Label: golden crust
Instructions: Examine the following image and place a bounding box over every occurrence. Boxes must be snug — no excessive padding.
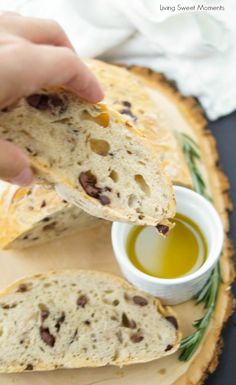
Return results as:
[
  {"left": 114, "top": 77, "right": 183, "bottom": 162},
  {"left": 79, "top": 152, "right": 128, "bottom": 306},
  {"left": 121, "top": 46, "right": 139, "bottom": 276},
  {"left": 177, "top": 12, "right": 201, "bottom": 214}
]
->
[
  {"left": 86, "top": 59, "right": 193, "bottom": 187},
  {"left": 0, "top": 182, "right": 66, "bottom": 249}
]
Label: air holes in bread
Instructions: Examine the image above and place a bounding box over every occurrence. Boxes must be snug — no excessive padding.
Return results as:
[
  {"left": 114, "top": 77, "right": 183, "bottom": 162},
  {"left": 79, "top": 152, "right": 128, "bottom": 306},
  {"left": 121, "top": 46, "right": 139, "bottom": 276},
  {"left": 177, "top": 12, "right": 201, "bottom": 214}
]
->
[
  {"left": 94, "top": 113, "right": 110, "bottom": 128},
  {"left": 109, "top": 170, "right": 119, "bottom": 182},
  {"left": 138, "top": 160, "right": 146, "bottom": 166},
  {"left": 53, "top": 118, "right": 72, "bottom": 124},
  {"left": 134, "top": 175, "right": 150, "bottom": 196},
  {"left": 89, "top": 139, "right": 110, "bottom": 156},
  {"left": 81, "top": 110, "right": 110, "bottom": 128},
  {"left": 128, "top": 194, "right": 138, "bottom": 208}
]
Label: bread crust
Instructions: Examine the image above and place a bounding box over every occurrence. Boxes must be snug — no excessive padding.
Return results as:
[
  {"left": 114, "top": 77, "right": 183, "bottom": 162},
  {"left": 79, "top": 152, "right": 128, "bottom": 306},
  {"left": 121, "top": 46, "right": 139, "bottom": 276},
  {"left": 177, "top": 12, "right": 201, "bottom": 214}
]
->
[{"left": 0, "top": 182, "right": 99, "bottom": 249}]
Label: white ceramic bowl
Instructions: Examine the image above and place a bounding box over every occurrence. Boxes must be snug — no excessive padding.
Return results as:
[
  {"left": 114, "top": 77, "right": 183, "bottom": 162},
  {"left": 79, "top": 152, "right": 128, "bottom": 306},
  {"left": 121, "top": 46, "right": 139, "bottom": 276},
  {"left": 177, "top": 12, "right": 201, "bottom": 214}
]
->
[{"left": 111, "top": 186, "right": 224, "bottom": 305}]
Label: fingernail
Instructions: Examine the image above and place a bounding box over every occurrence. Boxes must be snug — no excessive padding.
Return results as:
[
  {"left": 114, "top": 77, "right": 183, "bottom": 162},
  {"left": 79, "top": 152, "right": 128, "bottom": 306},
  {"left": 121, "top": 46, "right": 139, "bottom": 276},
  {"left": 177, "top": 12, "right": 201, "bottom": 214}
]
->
[{"left": 10, "top": 167, "right": 33, "bottom": 186}]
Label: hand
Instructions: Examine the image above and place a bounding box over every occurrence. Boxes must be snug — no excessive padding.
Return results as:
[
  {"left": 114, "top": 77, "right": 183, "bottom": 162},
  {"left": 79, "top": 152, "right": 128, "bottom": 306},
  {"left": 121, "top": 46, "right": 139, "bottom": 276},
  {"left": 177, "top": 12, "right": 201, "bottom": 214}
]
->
[{"left": 0, "top": 12, "right": 104, "bottom": 186}]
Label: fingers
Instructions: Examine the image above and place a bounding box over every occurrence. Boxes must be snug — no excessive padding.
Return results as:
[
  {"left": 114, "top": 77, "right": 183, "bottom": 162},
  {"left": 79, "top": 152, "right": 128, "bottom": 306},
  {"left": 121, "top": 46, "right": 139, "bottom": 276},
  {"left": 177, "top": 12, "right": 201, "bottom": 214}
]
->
[
  {"left": 0, "top": 140, "right": 33, "bottom": 186},
  {"left": 0, "top": 14, "right": 104, "bottom": 187},
  {"left": 0, "top": 13, "right": 74, "bottom": 50},
  {"left": 29, "top": 44, "right": 104, "bottom": 102},
  {"left": 0, "top": 13, "right": 104, "bottom": 106},
  {"left": 0, "top": 42, "right": 104, "bottom": 108}
]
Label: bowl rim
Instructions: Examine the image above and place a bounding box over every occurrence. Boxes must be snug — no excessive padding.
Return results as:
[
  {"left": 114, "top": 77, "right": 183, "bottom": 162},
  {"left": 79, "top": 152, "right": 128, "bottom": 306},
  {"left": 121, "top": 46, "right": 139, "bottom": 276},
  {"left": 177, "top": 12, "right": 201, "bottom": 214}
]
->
[{"left": 111, "top": 186, "right": 224, "bottom": 286}]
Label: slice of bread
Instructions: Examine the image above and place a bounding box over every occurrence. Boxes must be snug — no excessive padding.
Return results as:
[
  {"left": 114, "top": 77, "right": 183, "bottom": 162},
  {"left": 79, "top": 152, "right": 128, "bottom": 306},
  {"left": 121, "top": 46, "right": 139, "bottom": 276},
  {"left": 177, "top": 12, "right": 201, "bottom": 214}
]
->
[
  {"left": 0, "top": 182, "right": 100, "bottom": 249},
  {"left": 0, "top": 270, "right": 181, "bottom": 372},
  {"left": 0, "top": 88, "right": 175, "bottom": 226}
]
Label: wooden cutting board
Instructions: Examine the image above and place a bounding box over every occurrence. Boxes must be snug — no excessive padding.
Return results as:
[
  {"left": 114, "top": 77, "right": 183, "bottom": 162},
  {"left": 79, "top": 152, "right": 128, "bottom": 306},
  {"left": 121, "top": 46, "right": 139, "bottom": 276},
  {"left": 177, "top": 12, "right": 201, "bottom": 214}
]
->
[{"left": 0, "top": 68, "right": 233, "bottom": 385}]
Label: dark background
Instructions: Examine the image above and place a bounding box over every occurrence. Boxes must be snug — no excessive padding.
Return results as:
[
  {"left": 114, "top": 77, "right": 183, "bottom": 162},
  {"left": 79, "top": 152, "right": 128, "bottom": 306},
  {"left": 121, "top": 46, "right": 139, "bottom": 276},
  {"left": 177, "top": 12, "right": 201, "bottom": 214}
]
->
[{"left": 205, "top": 111, "right": 236, "bottom": 385}]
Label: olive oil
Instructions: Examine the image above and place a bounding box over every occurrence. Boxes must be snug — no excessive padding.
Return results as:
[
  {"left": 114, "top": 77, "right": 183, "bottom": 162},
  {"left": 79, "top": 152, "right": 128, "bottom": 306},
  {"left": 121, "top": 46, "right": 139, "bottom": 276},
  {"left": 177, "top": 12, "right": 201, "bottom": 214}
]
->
[{"left": 127, "top": 213, "right": 207, "bottom": 279}]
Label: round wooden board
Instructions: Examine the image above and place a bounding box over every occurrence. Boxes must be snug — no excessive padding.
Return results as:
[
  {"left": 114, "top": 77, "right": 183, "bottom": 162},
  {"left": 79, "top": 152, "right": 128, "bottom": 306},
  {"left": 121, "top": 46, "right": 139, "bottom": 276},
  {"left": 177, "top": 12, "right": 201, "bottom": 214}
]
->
[{"left": 0, "top": 69, "right": 233, "bottom": 385}]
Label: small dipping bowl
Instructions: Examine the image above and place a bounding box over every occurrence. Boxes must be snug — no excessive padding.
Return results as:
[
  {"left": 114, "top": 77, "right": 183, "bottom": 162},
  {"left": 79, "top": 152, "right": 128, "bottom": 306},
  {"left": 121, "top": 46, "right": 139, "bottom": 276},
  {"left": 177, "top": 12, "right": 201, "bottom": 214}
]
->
[{"left": 111, "top": 186, "right": 224, "bottom": 305}]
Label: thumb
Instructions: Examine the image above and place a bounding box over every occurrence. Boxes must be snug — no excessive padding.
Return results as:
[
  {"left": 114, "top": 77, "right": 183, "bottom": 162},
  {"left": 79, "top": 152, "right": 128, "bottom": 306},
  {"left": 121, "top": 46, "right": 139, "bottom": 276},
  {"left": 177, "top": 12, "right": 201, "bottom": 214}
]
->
[{"left": 0, "top": 139, "right": 33, "bottom": 186}]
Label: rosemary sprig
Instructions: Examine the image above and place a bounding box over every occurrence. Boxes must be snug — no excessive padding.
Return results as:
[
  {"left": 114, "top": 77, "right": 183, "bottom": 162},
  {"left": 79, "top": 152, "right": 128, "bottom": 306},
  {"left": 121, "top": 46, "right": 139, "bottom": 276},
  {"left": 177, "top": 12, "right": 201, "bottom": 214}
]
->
[
  {"left": 181, "top": 133, "right": 210, "bottom": 200},
  {"left": 179, "top": 265, "right": 220, "bottom": 361},
  {"left": 178, "top": 133, "right": 221, "bottom": 361}
]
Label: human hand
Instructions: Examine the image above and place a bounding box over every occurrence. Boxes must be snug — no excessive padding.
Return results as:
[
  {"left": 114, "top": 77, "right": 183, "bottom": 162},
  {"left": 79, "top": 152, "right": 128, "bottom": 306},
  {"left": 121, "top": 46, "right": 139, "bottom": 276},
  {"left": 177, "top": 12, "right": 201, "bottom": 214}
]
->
[{"left": 0, "top": 12, "right": 104, "bottom": 186}]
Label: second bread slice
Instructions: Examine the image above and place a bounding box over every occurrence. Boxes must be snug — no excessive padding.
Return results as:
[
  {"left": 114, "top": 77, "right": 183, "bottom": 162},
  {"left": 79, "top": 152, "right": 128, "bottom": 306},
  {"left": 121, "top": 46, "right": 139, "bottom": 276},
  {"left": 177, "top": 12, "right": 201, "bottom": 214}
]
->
[{"left": 0, "top": 270, "right": 181, "bottom": 372}]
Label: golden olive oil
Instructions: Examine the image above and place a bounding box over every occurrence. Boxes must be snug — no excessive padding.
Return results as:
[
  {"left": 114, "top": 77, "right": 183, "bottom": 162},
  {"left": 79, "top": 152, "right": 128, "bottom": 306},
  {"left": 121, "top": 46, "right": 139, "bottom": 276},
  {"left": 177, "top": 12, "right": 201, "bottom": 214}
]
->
[{"left": 127, "top": 213, "right": 207, "bottom": 279}]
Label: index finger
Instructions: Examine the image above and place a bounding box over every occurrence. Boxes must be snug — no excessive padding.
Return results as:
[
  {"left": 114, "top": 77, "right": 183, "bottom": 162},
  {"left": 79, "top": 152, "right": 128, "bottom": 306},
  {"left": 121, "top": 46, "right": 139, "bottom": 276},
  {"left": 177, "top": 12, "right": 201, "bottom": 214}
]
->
[{"left": 0, "top": 42, "right": 104, "bottom": 107}]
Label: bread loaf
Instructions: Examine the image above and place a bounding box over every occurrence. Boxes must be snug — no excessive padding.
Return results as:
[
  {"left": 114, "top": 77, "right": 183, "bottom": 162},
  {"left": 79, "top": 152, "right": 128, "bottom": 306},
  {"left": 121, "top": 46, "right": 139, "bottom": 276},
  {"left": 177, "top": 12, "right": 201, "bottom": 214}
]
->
[
  {"left": 0, "top": 182, "right": 99, "bottom": 249},
  {"left": 0, "top": 88, "right": 175, "bottom": 226},
  {"left": 86, "top": 59, "right": 192, "bottom": 186},
  {"left": 0, "top": 270, "right": 181, "bottom": 372}
]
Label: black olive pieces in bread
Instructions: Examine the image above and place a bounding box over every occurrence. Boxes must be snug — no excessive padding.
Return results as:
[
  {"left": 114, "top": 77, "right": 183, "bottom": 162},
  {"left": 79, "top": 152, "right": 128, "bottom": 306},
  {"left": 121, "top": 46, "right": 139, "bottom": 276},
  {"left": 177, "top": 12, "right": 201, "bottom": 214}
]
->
[{"left": 0, "top": 270, "right": 181, "bottom": 372}]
